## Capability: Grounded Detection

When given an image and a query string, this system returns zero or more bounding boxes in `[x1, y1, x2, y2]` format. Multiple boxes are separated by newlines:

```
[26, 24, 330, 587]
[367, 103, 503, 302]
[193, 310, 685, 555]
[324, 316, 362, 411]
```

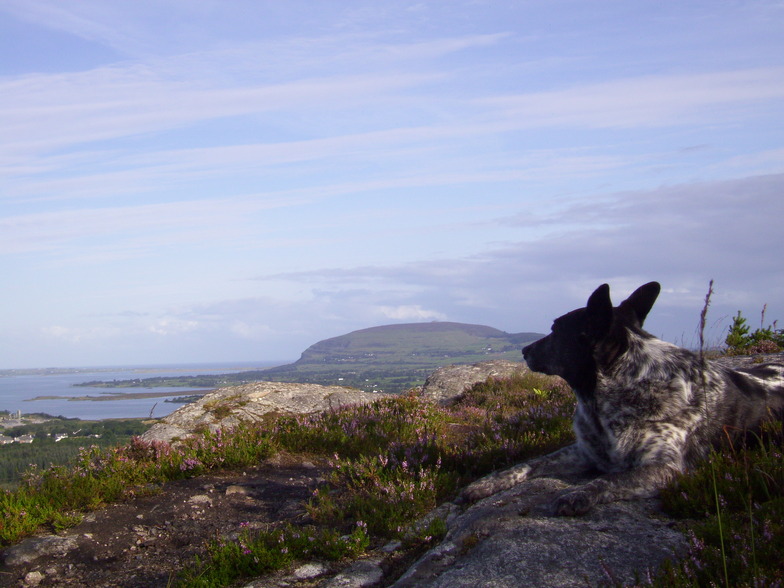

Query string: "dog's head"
[522, 282, 661, 392]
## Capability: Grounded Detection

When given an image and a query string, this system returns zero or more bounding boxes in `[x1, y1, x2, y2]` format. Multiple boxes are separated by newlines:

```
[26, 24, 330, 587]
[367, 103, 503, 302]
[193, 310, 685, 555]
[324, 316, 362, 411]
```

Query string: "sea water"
[0, 362, 285, 421]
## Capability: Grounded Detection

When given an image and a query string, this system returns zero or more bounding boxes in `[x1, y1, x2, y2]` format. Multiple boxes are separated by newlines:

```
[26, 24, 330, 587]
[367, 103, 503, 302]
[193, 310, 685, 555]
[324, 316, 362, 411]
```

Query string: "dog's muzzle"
[522, 339, 549, 374]
[522, 342, 536, 367]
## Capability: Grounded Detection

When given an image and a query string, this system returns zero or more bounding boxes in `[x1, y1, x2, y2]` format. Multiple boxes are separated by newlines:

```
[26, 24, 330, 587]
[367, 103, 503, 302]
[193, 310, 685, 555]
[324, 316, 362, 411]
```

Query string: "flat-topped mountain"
[259, 322, 543, 392]
[295, 322, 540, 365]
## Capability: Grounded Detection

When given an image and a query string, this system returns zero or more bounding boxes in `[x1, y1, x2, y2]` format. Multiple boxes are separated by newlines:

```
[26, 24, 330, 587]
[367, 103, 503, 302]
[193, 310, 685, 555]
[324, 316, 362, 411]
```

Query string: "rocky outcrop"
[394, 476, 687, 587]
[139, 365, 688, 586]
[142, 361, 527, 444]
[419, 360, 525, 404]
[141, 381, 390, 444]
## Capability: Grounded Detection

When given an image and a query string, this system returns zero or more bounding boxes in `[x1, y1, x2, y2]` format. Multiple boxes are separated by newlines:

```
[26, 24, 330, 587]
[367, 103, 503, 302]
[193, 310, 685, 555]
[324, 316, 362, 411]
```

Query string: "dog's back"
[707, 360, 784, 441]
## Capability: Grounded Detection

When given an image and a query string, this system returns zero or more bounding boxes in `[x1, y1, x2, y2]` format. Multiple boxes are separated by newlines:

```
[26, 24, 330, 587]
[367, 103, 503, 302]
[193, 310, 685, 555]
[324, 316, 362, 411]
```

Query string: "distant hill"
[293, 322, 541, 365]
[259, 322, 543, 393]
[79, 322, 544, 395]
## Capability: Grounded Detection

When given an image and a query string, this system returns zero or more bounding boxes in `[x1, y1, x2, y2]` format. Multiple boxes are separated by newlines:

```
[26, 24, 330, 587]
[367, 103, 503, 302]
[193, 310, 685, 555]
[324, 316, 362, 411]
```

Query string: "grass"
[650, 283, 784, 587]
[0, 424, 275, 546]
[1, 366, 781, 587]
[655, 419, 784, 586]
[179, 522, 370, 587]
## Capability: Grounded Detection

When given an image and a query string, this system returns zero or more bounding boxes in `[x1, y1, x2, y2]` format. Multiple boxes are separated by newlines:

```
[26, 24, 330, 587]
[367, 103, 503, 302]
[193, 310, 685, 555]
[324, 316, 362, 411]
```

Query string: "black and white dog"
[462, 282, 784, 515]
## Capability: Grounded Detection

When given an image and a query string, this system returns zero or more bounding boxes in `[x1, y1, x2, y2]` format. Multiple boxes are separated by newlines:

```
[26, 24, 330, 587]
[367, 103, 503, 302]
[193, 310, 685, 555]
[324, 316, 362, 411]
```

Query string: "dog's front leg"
[460, 443, 591, 502]
[551, 462, 680, 516]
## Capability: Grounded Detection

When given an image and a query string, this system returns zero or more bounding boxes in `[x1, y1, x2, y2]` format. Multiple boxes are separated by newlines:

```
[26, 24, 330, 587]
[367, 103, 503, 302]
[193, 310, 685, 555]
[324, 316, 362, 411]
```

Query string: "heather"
[0, 371, 573, 585]
[1, 366, 782, 587]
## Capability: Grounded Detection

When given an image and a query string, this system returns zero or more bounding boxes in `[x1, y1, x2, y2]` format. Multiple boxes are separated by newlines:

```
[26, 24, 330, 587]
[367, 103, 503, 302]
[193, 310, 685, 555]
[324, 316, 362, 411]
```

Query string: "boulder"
[3, 535, 78, 567]
[420, 360, 525, 404]
[141, 381, 390, 444]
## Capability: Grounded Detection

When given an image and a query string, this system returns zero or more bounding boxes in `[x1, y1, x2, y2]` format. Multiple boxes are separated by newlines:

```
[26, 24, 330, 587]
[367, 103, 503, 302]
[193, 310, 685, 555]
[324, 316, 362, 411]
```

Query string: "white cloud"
[377, 305, 447, 322]
[147, 318, 199, 336]
[230, 320, 273, 340]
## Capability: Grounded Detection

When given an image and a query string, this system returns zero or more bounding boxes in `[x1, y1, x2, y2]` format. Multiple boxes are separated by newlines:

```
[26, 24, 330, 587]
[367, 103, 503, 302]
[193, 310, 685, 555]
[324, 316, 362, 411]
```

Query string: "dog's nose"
[522, 344, 531, 359]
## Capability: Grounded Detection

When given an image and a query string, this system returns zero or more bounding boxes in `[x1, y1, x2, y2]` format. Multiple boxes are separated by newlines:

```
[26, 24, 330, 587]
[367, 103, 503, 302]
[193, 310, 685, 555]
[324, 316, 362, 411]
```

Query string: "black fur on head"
[522, 281, 661, 394]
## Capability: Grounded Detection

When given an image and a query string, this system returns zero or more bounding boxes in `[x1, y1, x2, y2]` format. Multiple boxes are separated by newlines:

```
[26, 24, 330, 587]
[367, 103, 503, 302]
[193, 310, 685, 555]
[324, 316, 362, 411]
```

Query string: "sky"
[2, 1, 784, 369]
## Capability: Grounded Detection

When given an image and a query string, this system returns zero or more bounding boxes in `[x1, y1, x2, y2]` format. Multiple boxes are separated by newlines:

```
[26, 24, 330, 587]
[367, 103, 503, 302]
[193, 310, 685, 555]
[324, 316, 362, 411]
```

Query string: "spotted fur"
[461, 282, 784, 515]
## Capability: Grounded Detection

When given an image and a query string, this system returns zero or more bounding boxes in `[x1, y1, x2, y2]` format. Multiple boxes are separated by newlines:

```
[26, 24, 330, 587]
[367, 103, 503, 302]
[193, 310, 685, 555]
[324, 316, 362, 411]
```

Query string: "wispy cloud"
[259, 172, 784, 334]
[482, 68, 784, 129]
[2, 1, 783, 368]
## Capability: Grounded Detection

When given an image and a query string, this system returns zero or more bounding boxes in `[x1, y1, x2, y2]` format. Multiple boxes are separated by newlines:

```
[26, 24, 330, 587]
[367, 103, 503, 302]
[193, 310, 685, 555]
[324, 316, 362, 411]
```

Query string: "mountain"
[78, 322, 544, 395]
[258, 322, 543, 393]
[294, 322, 540, 365]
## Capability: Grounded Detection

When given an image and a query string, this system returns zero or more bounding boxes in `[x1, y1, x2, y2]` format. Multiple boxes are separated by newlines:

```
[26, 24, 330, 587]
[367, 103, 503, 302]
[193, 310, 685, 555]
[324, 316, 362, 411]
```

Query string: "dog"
[462, 281, 784, 515]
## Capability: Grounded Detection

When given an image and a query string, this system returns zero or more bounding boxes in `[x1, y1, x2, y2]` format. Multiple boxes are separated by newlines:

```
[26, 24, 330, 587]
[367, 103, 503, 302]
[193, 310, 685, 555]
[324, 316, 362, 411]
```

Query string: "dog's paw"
[551, 489, 594, 516]
[460, 464, 532, 503]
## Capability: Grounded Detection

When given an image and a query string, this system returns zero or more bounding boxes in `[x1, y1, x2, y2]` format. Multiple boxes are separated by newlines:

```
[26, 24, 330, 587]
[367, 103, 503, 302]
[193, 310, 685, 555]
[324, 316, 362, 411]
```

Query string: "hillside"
[77, 322, 543, 395]
[257, 322, 543, 393]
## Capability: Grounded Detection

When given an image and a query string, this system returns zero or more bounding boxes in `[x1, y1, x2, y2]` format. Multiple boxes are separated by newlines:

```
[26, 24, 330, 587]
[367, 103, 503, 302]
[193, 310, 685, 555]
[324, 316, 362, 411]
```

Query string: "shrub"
[725, 309, 783, 355]
[302, 373, 574, 538]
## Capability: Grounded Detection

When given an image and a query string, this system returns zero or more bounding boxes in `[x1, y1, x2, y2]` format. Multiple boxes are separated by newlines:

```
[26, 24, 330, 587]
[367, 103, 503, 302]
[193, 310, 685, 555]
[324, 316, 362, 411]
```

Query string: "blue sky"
[2, 1, 783, 369]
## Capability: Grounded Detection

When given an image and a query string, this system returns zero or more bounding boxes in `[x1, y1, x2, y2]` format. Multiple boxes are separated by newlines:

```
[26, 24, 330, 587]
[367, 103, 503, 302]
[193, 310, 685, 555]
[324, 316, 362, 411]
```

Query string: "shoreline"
[26, 390, 213, 402]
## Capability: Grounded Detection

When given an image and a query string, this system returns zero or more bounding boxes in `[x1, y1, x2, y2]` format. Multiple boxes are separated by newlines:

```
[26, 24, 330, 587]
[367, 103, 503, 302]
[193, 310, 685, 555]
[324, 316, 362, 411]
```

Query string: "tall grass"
[651, 281, 784, 587]
[656, 420, 784, 586]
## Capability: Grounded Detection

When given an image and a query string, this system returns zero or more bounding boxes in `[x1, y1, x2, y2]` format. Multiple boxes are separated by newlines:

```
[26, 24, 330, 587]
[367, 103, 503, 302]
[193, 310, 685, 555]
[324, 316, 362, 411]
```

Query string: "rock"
[3, 535, 79, 567]
[420, 360, 525, 404]
[292, 561, 328, 579]
[225, 485, 251, 496]
[188, 494, 212, 506]
[141, 381, 390, 444]
[323, 557, 385, 587]
[393, 477, 687, 588]
[711, 351, 784, 370]
[23, 571, 44, 587]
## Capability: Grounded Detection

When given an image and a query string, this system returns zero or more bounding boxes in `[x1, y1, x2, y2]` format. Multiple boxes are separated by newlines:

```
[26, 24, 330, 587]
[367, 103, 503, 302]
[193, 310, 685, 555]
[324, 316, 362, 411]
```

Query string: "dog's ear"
[619, 282, 661, 327]
[585, 283, 613, 340]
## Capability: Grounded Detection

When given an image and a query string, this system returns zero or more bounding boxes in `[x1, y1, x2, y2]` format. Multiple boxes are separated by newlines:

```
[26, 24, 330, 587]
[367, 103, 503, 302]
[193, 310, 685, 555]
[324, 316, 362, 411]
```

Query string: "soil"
[0, 453, 334, 587]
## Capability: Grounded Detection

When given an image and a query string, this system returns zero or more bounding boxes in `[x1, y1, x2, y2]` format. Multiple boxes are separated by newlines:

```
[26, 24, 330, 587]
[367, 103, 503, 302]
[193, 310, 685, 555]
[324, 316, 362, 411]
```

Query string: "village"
[0, 410, 102, 446]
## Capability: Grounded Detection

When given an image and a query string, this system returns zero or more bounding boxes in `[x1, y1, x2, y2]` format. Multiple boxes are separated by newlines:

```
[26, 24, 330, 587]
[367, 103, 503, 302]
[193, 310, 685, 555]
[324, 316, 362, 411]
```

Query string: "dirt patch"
[0, 454, 331, 587]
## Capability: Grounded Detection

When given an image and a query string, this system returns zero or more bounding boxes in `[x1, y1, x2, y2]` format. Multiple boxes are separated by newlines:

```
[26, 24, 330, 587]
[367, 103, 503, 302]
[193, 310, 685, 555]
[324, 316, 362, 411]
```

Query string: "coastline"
[26, 390, 213, 402]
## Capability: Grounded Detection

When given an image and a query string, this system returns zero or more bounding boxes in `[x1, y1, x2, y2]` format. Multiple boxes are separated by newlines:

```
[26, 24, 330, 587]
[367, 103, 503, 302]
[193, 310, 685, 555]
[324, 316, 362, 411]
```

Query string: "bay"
[0, 362, 286, 421]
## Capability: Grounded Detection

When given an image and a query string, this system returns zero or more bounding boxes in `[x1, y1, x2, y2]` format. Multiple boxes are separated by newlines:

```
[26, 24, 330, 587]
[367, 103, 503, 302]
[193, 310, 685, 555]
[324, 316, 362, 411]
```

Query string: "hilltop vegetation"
[79, 322, 543, 394]
[3, 369, 782, 587]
